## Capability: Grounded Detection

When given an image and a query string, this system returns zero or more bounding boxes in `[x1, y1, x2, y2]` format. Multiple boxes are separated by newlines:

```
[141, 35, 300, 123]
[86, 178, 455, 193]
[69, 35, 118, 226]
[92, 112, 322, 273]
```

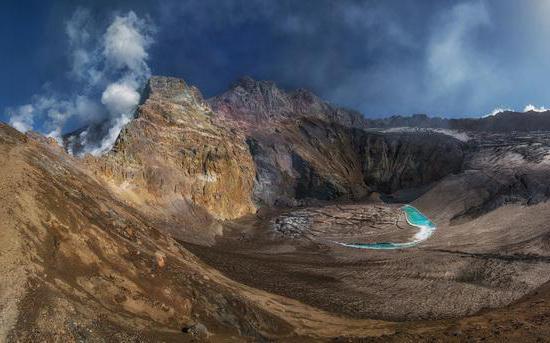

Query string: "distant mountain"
[64, 76, 550, 158]
[209, 76, 367, 130]
[209, 76, 464, 205]
[363, 110, 550, 132]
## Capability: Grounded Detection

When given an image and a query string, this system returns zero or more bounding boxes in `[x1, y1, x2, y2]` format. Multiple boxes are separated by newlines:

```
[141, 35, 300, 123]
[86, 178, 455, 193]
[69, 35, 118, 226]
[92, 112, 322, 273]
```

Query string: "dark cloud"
[2, 0, 550, 137]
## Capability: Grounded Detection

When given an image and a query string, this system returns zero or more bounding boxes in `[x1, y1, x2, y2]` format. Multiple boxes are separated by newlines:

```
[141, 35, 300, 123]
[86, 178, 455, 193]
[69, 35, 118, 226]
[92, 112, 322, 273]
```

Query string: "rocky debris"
[467, 131, 550, 164]
[270, 204, 404, 241]
[181, 322, 209, 337]
[155, 251, 166, 268]
[0, 122, 301, 341]
[438, 132, 550, 223]
[271, 213, 311, 238]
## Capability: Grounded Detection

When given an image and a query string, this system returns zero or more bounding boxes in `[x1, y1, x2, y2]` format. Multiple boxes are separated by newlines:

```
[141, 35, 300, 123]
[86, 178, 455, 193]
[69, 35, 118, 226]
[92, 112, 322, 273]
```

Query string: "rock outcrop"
[210, 77, 466, 207]
[61, 76, 466, 214]
[95, 77, 257, 228]
[210, 76, 367, 129]
[244, 118, 369, 206]
[352, 130, 465, 194]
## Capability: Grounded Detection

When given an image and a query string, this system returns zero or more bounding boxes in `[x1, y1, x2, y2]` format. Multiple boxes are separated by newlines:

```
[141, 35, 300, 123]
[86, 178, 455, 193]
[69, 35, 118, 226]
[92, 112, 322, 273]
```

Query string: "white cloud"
[523, 104, 549, 112]
[74, 95, 103, 122]
[482, 104, 550, 117]
[8, 104, 35, 133]
[6, 9, 155, 156]
[66, 8, 103, 84]
[66, 8, 91, 46]
[8, 96, 78, 134]
[101, 81, 140, 116]
[483, 107, 512, 118]
[103, 11, 153, 77]
[76, 11, 155, 156]
[340, 3, 414, 50]
[85, 115, 132, 156]
[35, 95, 101, 130]
[427, 1, 491, 93]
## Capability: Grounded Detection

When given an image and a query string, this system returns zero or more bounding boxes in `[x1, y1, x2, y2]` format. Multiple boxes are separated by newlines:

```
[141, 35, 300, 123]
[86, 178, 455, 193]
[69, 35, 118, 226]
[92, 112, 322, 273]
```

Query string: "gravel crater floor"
[270, 204, 414, 244]
[184, 199, 550, 323]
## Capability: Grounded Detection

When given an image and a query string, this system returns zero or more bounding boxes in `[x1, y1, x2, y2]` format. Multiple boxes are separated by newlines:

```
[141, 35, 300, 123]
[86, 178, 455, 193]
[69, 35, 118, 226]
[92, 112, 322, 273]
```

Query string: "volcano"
[3, 76, 550, 341]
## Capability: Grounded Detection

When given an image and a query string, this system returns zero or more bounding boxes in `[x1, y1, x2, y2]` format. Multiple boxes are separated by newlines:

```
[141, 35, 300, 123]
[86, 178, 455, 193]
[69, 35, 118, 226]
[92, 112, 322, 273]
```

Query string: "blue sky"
[2, 0, 550, 138]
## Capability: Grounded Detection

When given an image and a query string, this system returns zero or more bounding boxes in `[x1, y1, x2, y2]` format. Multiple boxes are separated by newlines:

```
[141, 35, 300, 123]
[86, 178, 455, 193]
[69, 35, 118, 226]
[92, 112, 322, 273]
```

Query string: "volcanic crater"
[5, 76, 550, 341]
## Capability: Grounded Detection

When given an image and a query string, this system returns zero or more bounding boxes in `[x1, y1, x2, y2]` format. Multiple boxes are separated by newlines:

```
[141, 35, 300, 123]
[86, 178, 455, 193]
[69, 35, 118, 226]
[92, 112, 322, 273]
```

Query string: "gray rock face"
[64, 76, 468, 210]
[352, 131, 466, 194]
[445, 132, 550, 223]
[210, 76, 294, 123]
[209, 77, 367, 129]
[211, 78, 467, 206]
[209, 78, 464, 206]
[271, 212, 311, 238]
[181, 322, 209, 337]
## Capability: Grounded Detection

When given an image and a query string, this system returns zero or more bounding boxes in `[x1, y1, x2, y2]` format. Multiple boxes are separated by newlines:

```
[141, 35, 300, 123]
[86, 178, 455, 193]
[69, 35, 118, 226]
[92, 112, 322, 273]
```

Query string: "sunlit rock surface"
[93, 77, 257, 243]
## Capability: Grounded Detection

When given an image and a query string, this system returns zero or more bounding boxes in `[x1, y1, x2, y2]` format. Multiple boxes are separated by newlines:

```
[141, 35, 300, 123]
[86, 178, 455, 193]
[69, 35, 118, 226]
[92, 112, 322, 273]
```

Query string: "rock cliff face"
[65, 76, 465, 224]
[244, 118, 369, 206]
[94, 77, 256, 234]
[352, 131, 465, 194]
[60, 77, 550, 219]
[210, 76, 367, 129]
[210, 77, 465, 207]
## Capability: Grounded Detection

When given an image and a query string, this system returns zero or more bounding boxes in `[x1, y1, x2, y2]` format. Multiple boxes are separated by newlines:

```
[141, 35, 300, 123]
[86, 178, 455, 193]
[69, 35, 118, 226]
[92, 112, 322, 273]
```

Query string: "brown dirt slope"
[0, 123, 386, 342]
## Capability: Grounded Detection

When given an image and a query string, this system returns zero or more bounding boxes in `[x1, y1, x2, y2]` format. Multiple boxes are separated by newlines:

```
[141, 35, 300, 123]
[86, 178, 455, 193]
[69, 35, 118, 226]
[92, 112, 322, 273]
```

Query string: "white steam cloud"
[104, 12, 152, 75]
[523, 104, 549, 113]
[483, 107, 512, 118]
[7, 94, 101, 142]
[101, 81, 141, 116]
[8, 104, 35, 133]
[5, 9, 154, 156]
[483, 104, 550, 117]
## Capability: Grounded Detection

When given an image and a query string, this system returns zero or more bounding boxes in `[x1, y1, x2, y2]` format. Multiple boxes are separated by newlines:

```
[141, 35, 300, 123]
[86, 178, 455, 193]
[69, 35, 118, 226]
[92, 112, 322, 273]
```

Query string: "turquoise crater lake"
[337, 205, 436, 250]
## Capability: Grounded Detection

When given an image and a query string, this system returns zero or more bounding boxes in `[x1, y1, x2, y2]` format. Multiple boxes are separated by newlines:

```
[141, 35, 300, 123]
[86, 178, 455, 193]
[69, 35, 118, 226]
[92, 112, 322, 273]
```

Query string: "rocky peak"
[146, 76, 204, 104]
[96, 75, 257, 226]
[290, 88, 329, 115]
[209, 76, 367, 130]
[209, 76, 293, 123]
[141, 76, 213, 122]
[234, 76, 277, 91]
[291, 88, 321, 103]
